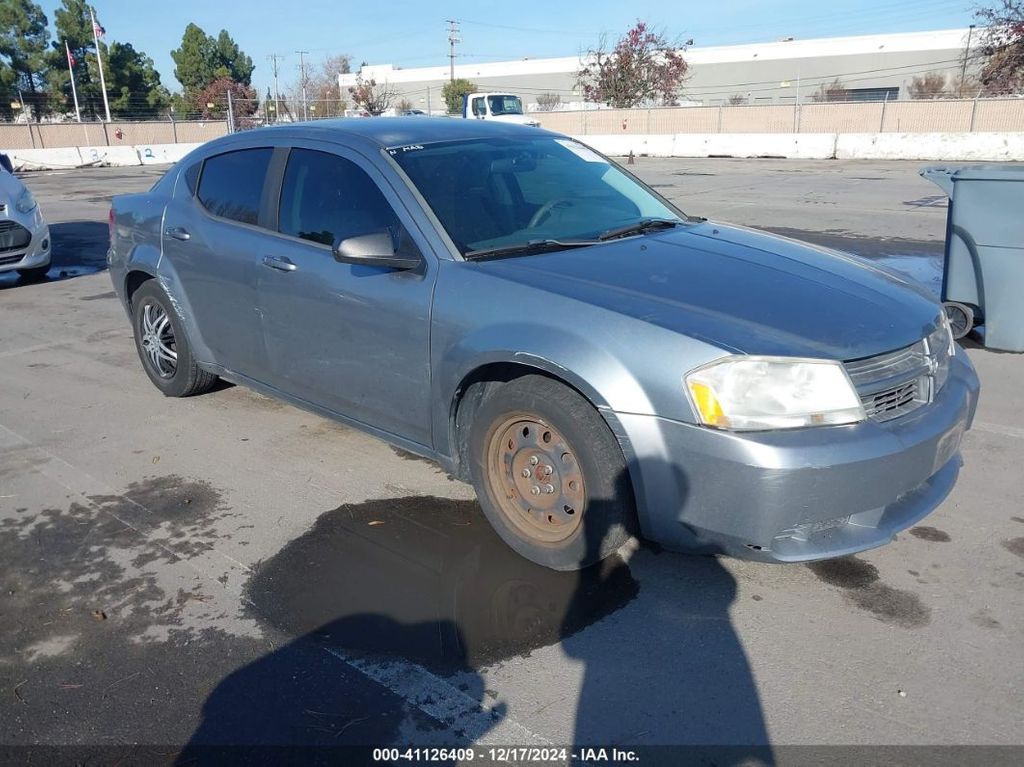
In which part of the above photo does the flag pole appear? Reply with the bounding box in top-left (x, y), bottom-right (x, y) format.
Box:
top-left (90, 8), bottom-right (112, 122)
top-left (65, 41), bottom-right (82, 123)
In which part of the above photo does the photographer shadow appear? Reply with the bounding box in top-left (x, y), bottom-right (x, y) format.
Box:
top-left (180, 458), bottom-right (769, 763)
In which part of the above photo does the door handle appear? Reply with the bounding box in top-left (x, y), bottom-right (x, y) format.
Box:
top-left (262, 255), bottom-right (298, 272)
top-left (164, 226), bottom-right (190, 241)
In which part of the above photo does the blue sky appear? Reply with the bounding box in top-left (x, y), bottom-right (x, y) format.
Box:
top-left (38, 0), bottom-right (976, 95)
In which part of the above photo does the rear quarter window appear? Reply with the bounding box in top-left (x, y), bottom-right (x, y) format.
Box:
top-left (197, 148), bottom-right (273, 225)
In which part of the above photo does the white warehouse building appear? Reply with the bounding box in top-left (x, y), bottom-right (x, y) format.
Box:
top-left (338, 28), bottom-right (979, 112)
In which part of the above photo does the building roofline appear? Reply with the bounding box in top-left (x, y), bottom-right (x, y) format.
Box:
top-left (339, 28), bottom-right (977, 86)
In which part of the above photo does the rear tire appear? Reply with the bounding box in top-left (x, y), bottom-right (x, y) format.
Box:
top-left (131, 280), bottom-right (218, 397)
top-left (468, 375), bottom-right (636, 571)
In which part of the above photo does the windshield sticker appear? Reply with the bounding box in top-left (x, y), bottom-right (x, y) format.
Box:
top-left (554, 139), bottom-right (608, 163)
top-left (388, 144), bottom-right (424, 155)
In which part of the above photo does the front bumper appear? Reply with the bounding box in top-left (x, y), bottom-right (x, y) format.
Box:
top-left (0, 216), bottom-right (50, 274)
top-left (617, 351), bottom-right (980, 562)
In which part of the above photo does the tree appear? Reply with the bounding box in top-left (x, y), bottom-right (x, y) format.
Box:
top-left (576, 21), bottom-right (688, 108)
top-left (395, 97), bottom-right (412, 112)
top-left (976, 1), bottom-right (1024, 94)
top-left (442, 77), bottom-right (476, 113)
top-left (811, 78), bottom-right (848, 102)
top-left (347, 74), bottom-right (396, 115)
top-left (909, 71), bottom-right (949, 99)
top-left (535, 91), bottom-right (561, 111)
top-left (195, 76), bottom-right (257, 125)
top-left (106, 41), bottom-right (169, 118)
top-left (727, 93), bottom-right (747, 105)
top-left (0, 0), bottom-right (51, 119)
top-left (171, 23), bottom-right (254, 102)
top-left (284, 53), bottom-right (350, 119)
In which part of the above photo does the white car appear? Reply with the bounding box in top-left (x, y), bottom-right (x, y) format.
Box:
top-left (0, 166), bottom-right (50, 280)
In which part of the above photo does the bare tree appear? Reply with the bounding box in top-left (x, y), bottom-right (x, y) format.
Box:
top-left (347, 75), bottom-right (398, 115)
top-left (285, 53), bottom-right (351, 118)
top-left (909, 72), bottom-right (949, 99)
top-left (727, 93), bottom-right (747, 105)
top-left (577, 21), bottom-right (688, 107)
top-left (976, 1), bottom-right (1024, 94)
top-left (811, 78), bottom-right (848, 103)
top-left (535, 92), bottom-right (561, 111)
top-left (396, 97), bottom-right (413, 112)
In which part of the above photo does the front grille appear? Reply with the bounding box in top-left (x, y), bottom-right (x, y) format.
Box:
top-left (844, 337), bottom-right (936, 422)
top-left (0, 253), bottom-right (25, 266)
top-left (0, 220), bottom-right (31, 254)
top-left (862, 379), bottom-right (922, 420)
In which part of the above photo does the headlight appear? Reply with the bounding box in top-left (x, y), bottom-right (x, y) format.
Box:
top-left (16, 188), bottom-right (37, 214)
top-left (685, 356), bottom-right (866, 431)
top-left (928, 315), bottom-right (955, 392)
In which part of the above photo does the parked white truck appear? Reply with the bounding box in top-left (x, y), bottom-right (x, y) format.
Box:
top-left (461, 93), bottom-right (540, 126)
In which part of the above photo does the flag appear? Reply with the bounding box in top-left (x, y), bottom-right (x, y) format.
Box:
top-left (66, 44), bottom-right (76, 69)
top-left (93, 19), bottom-right (105, 38)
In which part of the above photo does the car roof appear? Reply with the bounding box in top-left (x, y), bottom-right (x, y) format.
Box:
top-left (255, 117), bottom-right (555, 149)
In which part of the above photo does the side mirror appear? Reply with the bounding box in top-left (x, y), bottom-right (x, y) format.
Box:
top-left (332, 231), bottom-right (421, 270)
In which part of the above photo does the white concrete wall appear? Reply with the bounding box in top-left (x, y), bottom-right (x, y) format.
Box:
top-left (574, 132), bottom-right (1023, 162)
top-left (834, 132), bottom-right (1024, 161)
top-left (8, 142), bottom-right (204, 171)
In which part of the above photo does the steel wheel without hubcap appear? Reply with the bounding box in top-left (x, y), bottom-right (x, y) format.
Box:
top-left (138, 300), bottom-right (177, 379)
top-left (485, 415), bottom-right (587, 544)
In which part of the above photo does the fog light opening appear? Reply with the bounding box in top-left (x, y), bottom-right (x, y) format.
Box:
top-left (41, 238), bottom-right (49, 251)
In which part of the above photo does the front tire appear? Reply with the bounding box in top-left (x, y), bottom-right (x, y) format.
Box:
top-left (468, 375), bottom-right (636, 571)
top-left (131, 280), bottom-right (218, 397)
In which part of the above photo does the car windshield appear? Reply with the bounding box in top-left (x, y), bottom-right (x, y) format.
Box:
top-left (487, 95), bottom-right (524, 115)
top-left (388, 136), bottom-right (685, 256)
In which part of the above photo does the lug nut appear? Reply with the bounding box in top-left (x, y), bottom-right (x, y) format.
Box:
top-left (521, 468), bottom-right (531, 478)
top-left (543, 484), bottom-right (555, 494)
top-left (529, 455), bottom-right (539, 466)
top-left (530, 486), bottom-right (541, 496)
top-left (542, 465), bottom-right (553, 476)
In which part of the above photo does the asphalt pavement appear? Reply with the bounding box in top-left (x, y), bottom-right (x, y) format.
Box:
top-left (1, 160), bottom-right (1021, 762)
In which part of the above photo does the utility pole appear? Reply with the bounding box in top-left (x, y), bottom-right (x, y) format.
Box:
top-left (268, 54), bottom-right (284, 122)
top-left (959, 25), bottom-right (976, 98)
top-left (296, 50), bottom-right (310, 121)
top-left (446, 20), bottom-right (460, 82)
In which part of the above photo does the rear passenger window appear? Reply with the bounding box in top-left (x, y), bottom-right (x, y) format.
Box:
top-left (278, 149), bottom-right (399, 247)
top-left (197, 148), bottom-right (272, 225)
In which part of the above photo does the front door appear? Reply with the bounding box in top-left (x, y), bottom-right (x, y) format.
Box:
top-left (256, 145), bottom-right (436, 446)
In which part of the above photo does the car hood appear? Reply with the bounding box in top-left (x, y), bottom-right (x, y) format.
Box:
top-left (477, 222), bottom-right (942, 360)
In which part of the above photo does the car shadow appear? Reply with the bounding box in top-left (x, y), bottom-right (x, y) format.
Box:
top-left (179, 459), bottom-right (770, 763)
top-left (0, 220), bottom-right (109, 290)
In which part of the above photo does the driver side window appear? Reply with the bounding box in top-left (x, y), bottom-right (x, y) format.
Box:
top-left (278, 149), bottom-right (399, 247)
top-left (471, 98), bottom-right (485, 117)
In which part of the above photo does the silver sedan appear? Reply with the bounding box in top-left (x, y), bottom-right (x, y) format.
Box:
top-left (108, 119), bottom-right (980, 571)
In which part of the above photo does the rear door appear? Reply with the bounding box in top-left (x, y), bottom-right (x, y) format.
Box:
top-left (161, 147), bottom-right (274, 377)
top-left (255, 143), bottom-right (436, 445)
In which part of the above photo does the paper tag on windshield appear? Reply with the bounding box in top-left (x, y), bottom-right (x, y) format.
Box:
top-left (555, 139), bottom-right (607, 163)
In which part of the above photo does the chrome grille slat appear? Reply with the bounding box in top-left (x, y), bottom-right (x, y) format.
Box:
top-left (844, 333), bottom-right (947, 423)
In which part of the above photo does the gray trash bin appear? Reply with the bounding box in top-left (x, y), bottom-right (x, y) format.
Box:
top-left (921, 164), bottom-right (1024, 353)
